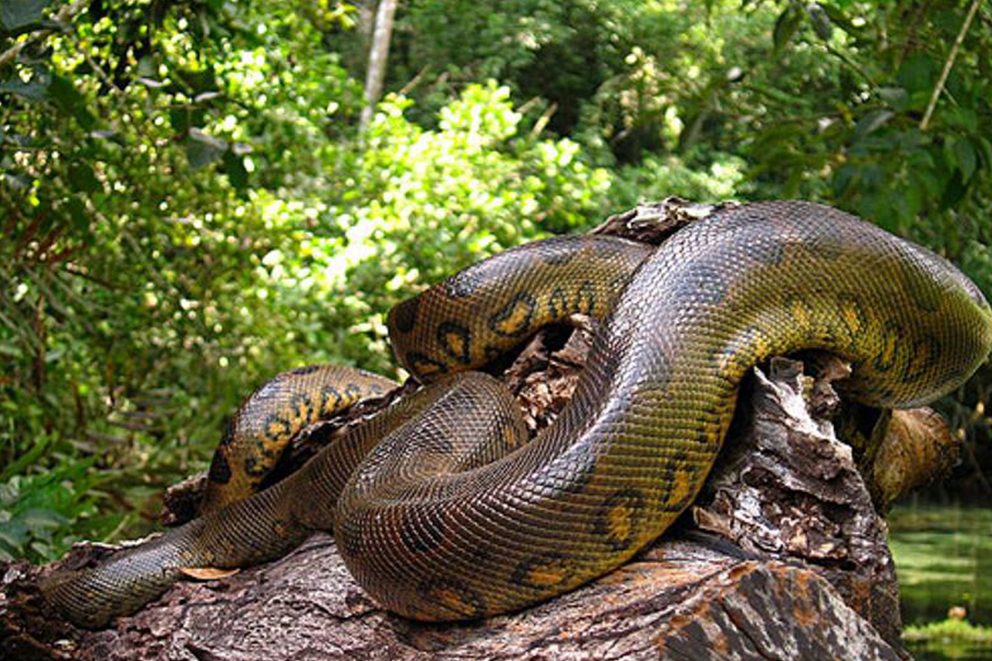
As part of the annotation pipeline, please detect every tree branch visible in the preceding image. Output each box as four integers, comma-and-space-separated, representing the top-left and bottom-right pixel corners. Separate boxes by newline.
920, 0, 982, 130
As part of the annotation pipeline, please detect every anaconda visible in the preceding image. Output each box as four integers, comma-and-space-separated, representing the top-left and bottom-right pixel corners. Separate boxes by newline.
43, 201, 992, 628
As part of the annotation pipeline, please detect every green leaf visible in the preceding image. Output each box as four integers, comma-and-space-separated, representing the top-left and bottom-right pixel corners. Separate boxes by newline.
223, 150, 249, 190
0, 0, 54, 32
897, 54, 935, 97
953, 138, 977, 181
185, 128, 228, 168
773, 4, 803, 53
68, 161, 100, 194
877, 87, 908, 112
21, 509, 68, 530
819, 3, 858, 35
945, 108, 978, 132
0, 78, 48, 101
854, 110, 893, 139
977, 137, 992, 171
806, 3, 832, 40
65, 197, 89, 233
49, 75, 96, 130
940, 171, 967, 209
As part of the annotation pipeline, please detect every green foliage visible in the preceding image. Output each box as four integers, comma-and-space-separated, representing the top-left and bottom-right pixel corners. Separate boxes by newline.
1, 0, 991, 575
903, 617, 992, 643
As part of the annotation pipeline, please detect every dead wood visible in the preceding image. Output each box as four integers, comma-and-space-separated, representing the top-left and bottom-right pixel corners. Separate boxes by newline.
2, 199, 953, 660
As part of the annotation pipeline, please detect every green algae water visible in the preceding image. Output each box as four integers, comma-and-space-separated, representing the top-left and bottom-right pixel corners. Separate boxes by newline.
888, 505, 992, 661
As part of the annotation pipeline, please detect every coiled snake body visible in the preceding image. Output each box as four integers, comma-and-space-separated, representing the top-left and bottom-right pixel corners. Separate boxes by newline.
44, 202, 992, 628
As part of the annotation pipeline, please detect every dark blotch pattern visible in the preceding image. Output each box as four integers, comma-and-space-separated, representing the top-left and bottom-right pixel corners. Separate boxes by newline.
289, 365, 321, 376
264, 413, 291, 441
751, 235, 786, 266
572, 281, 597, 315
407, 352, 449, 379
437, 321, 472, 365
804, 231, 846, 261
345, 382, 363, 401
207, 450, 232, 484
547, 286, 569, 319
902, 334, 939, 383
319, 385, 342, 413
290, 392, 315, 424
390, 297, 420, 334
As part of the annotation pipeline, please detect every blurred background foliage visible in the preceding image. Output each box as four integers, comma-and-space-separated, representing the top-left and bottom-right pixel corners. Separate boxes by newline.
1, 0, 991, 566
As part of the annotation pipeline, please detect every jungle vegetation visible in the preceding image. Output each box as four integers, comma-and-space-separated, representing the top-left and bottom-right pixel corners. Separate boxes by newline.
1, 0, 991, 564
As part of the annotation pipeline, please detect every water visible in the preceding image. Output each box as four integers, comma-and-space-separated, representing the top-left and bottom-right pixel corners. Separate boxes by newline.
888, 505, 992, 661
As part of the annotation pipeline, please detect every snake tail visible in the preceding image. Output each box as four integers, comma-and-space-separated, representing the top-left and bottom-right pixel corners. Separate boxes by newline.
41, 476, 306, 629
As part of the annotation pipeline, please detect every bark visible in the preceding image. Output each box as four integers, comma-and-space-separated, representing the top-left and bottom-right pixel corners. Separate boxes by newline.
1, 199, 957, 660
359, 0, 398, 132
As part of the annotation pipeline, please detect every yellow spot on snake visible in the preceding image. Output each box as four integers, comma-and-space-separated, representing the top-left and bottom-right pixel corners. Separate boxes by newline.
493, 297, 533, 336
839, 297, 864, 337
527, 559, 568, 588
667, 468, 695, 510
878, 334, 897, 368
607, 504, 633, 545
436, 588, 471, 614
445, 332, 466, 360
790, 298, 811, 329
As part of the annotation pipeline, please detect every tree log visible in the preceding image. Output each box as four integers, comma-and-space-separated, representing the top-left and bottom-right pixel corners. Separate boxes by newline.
1, 199, 956, 660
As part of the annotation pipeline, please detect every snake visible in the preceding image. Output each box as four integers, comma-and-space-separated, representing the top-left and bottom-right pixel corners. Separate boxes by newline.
42, 201, 992, 629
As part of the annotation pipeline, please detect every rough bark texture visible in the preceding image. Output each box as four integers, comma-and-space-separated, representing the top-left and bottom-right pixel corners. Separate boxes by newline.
1, 199, 957, 660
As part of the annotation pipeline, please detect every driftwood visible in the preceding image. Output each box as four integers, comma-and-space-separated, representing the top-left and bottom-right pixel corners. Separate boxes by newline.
0, 200, 961, 660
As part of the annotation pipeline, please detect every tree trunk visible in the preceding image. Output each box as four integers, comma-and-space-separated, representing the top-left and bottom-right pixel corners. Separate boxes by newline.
2, 199, 957, 660
359, 0, 398, 132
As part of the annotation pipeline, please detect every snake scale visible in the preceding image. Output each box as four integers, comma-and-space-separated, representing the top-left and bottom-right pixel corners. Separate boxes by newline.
43, 202, 992, 628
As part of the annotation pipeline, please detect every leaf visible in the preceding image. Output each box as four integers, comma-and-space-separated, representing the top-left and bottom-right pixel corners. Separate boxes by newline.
806, 3, 832, 40
65, 197, 89, 233
223, 150, 248, 190
68, 161, 100, 194
977, 137, 992, 171
180, 566, 240, 579
897, 53, 935, 97
819, 3, 858, 35
945, 108, 978, 132
21, 508, 67, 531
185, 128, 228, 168
0, 78, 48, 101
877, 87, 908, 112
953, 138, 977, 181
940, 171, 967, 209
854, 110, 893, 139
0, 0, 54, 32
773, 3, 803, 53
49, 75, 96, 130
